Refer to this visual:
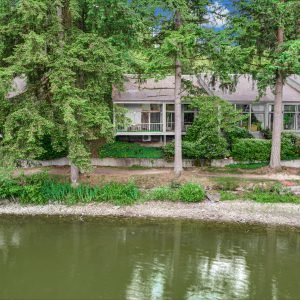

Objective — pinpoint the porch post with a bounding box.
[162,103,167,145]
[162,103,166,133]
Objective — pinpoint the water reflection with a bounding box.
[0,218,299,300]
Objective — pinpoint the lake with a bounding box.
[0,216,299,300]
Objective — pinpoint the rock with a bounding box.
[206,192,221,202]
[288,186,300,196]
[0,200,11,206]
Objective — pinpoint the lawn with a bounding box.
[99,142,163,159]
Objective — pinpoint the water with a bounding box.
[0,217,300,300]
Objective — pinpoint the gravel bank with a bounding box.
[0,201,300,228]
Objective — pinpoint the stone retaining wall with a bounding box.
[19,157,300,169]
[19,157,196,168]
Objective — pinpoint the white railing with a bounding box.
[166,122,192,132]
[118,123,163,132]
[118,122,193,133]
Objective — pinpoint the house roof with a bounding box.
[113,74,300,104]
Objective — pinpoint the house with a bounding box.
[112,74,300,143]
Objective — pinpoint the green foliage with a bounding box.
[99,142,163,159]
[248,183,300,203]
[220,191,240,201]
[224,127,253,150]
[97,182,140,205]
[143,186,178,201]
[232,137,297,162]
[171,95,246,160]
[261,128,272,140]
[0,173,141,205]
[144,182,205,203]
[0,0,144,171]
[226,162,268,170]
[178,182,205,203]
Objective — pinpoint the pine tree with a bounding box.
[220,0,300,169]
[131,0,216,176]
[0,0,142,184]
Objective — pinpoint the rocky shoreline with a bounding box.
[0,200,300,229]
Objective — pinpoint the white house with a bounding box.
[112,74,300,143]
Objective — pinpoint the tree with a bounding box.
[0,0,141,185]
[215,0,300,169]
[131,0,217,176]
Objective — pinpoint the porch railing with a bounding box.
[117,122,193,133]
[166,122,193,132]
[117,123,163,132]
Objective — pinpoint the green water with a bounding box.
[0,217,300,300]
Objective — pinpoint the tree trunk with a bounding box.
[174,10,183,177]
[270,26,284,169]
[71,164,80,187]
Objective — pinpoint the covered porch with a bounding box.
[115,103,196,135]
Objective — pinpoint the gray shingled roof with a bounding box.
[113,74,300,103]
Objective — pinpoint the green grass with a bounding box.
[143,183,206,203]
[99,142,163,159]
[220,191,240,201]
[226,162,268,170]
[247,192,300,203]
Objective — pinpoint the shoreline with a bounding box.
[1,200,300,229]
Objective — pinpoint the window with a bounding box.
[268,104,300,131]
[235,104,265,132]
[283,105,296,130]
[250,105,265,131]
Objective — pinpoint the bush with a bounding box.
[232,137,296,161]
[97,182,140,205]
[99,142,163,159]
[163,139,229,160]
[163,141,201,160]
[37,135,68,160]
[224,127,253,149]
[178,182,206,202]
[232,139,271,161]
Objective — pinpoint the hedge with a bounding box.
[231,137,295,161]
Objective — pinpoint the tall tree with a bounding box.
[215,0,300,169]
[0,0,141,184]
[131,0,216,176]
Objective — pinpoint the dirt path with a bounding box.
[1,201,300,229]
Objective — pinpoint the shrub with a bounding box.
[224,127,253,149]
[36,135,67,160]
[0,179,22,200]
[232,139,271,161]
[231,137,296,161]
[99,142,163,159]
[163,141,201,160]
[97,182,140,205]
[163,139,229,160]
[178,183,205,202]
